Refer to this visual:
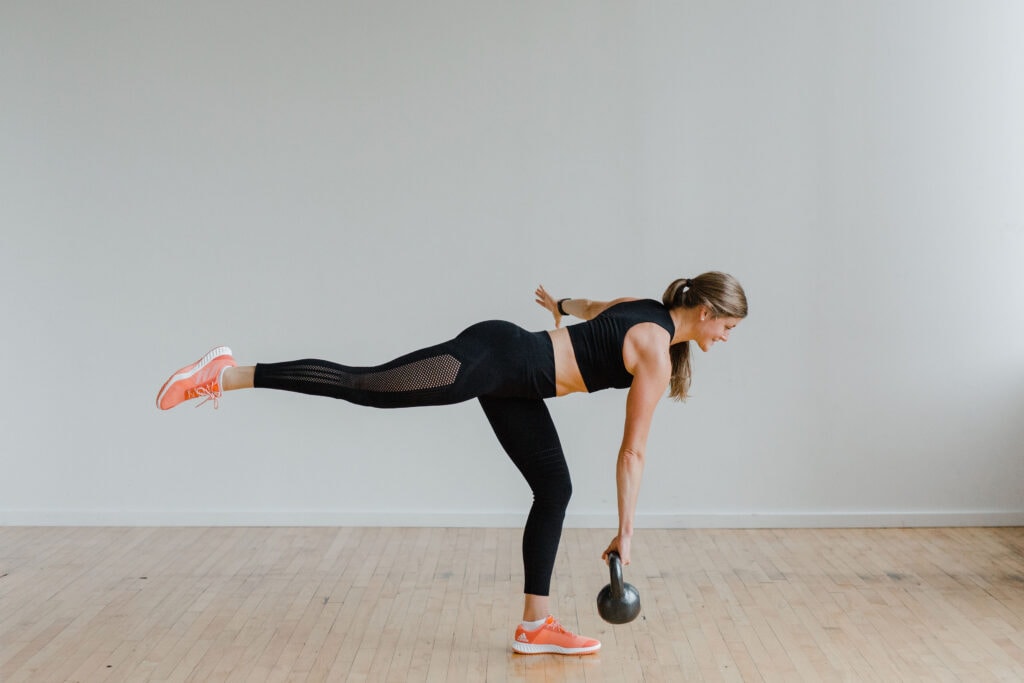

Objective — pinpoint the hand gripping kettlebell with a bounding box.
[596,551,641,624]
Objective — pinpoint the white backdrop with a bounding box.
[2,1,1022,527]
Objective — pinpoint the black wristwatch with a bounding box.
[557,298,571,316]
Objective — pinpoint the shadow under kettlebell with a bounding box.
[596,551,641,624]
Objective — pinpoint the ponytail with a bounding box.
[662,272,748,401]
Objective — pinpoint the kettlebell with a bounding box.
[596,551,641,624]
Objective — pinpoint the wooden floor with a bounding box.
[1,527,1023,682]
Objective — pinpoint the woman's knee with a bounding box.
[531,452,572,510]
[548,477,572,510]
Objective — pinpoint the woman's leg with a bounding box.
[479,395,600,654]
[222,366,253,390]
[477,397,571,611]
[252,339,472,408]
[159,321,552,412]
[161,334,491,411]
[158,343,471,411]
[234,319,548,409]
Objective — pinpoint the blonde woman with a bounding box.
[156,272,748,655]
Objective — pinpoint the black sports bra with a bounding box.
[565,299,675,392]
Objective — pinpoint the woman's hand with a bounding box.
[602,534,632,566]
[534,284,563,328]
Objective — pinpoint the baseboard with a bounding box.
[622,511,1024,529]
[2,510,1022,528]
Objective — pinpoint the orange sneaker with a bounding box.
[156,346,237,410]
[512,616,601,655]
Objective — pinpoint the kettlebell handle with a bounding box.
[607,551,624,598]
[597,550,641,624]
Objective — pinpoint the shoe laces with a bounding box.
[191,384,223,409]
[544,617,570,634]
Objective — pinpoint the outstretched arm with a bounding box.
[535,285,636,327]
[602,328,672,566]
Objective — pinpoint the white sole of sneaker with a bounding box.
[156,346,233,409]
[511,641,601,655]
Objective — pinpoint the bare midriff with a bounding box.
[547,328,588,396]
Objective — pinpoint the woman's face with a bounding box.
[695,313,741,352]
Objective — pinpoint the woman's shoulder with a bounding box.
[620,311,674,377]
[613,299,675,337]
[598,297,662,315]
[601,298,671,320]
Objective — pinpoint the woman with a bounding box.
[156,271,748,655]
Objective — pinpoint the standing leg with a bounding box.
[479,396,600,655]
[479,396,570,602]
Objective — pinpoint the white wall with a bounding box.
[2,1,1022,527]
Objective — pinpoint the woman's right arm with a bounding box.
[535,285,636,326]
[560,298,634,320]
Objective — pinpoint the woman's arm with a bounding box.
[535,285,636,326]
[603,328,672,565]
[563,297,636,321]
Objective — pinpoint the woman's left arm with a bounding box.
[603,333,672,566]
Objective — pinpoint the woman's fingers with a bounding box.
[535,285,562,327]
[602,536,631,565]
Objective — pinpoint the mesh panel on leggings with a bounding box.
[281,354,462,393]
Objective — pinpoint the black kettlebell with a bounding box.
[596,551,641,624]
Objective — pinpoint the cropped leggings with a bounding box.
[253,321,569,596]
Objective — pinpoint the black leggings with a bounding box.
[253,320,569,596]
